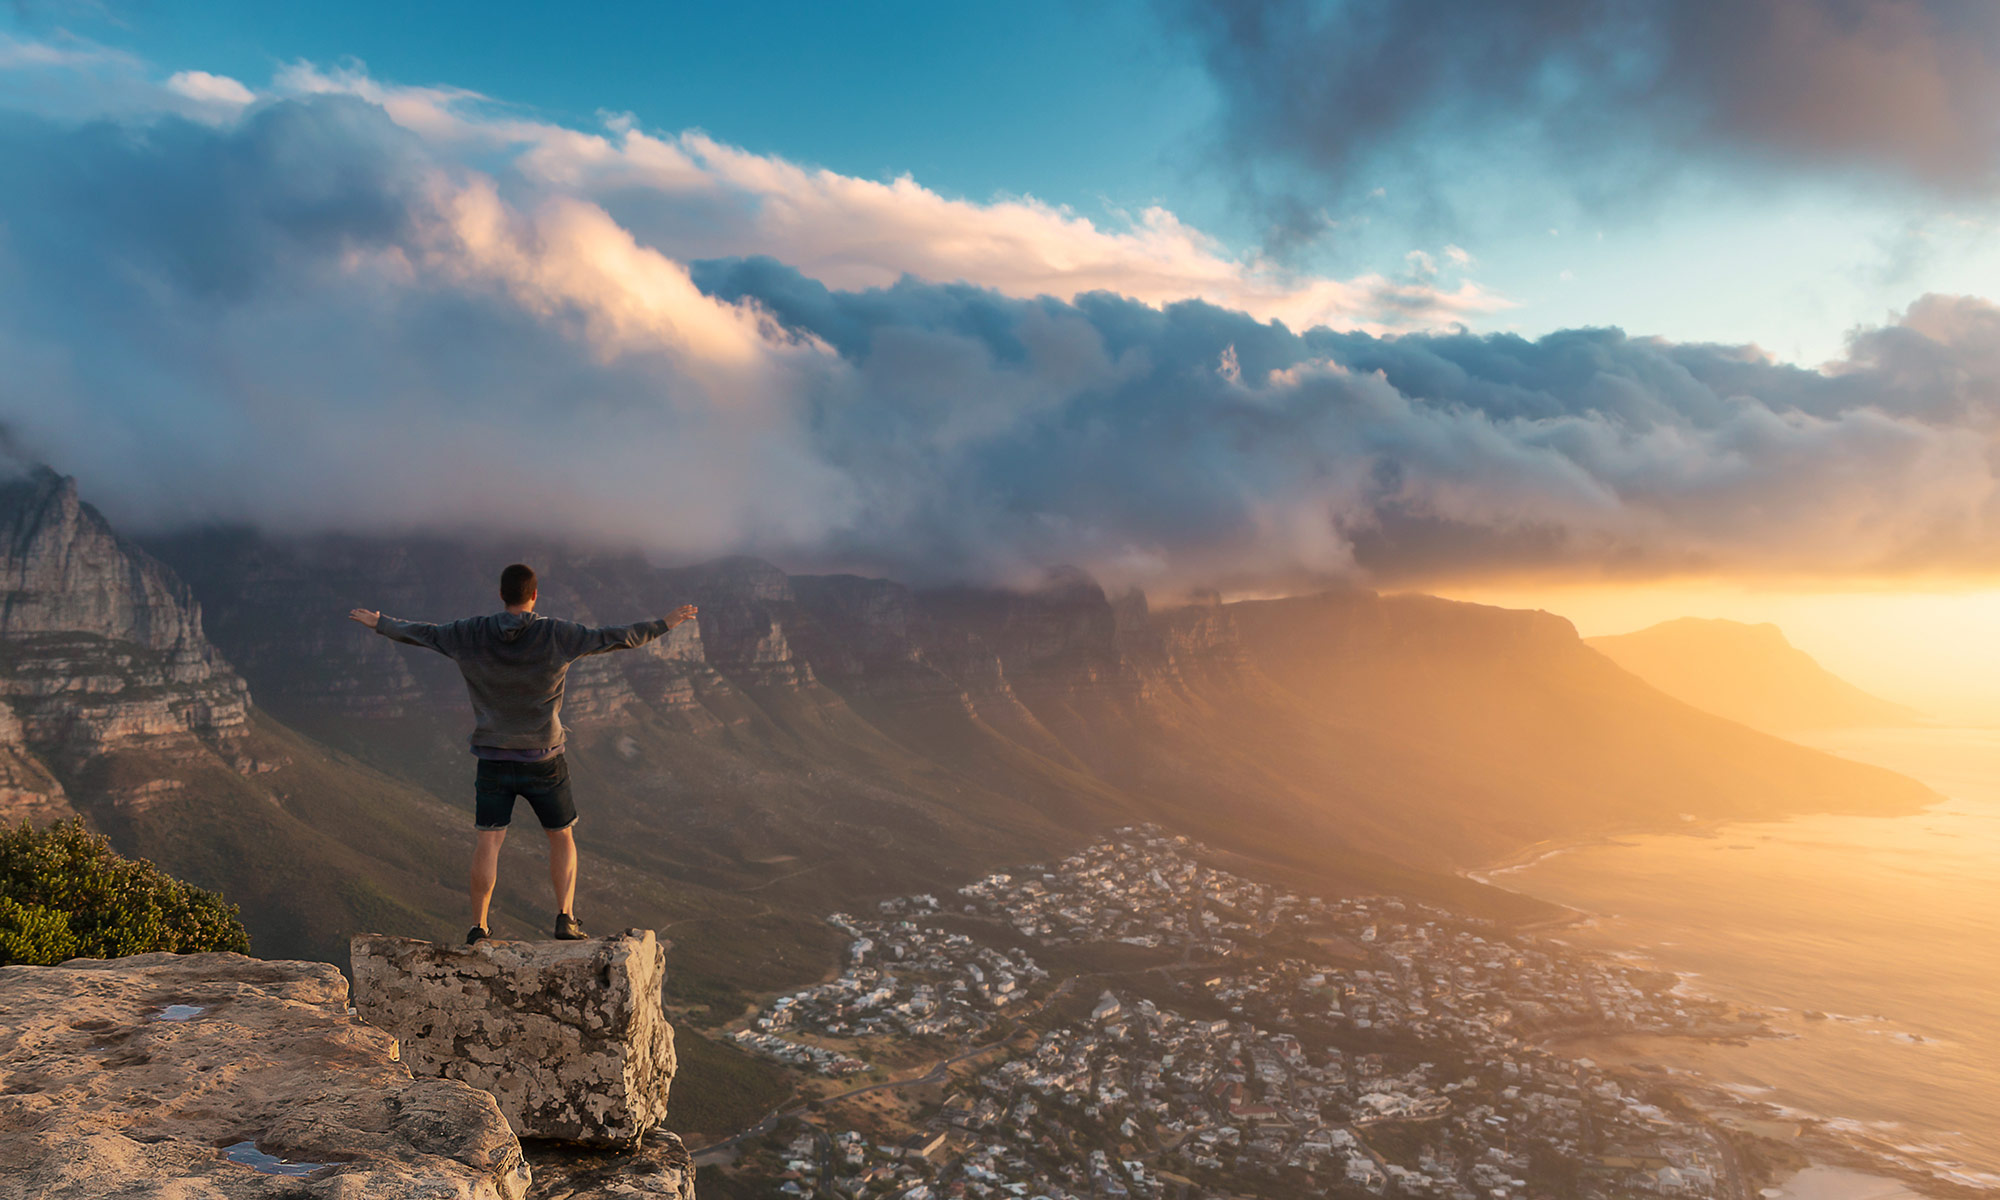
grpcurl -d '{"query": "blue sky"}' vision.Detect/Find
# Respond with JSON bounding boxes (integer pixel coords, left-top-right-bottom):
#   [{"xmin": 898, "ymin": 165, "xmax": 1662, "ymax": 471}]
[
  {"xmin": 9, "ymin": 1, "xmax": 1218, "ymax": 238},
  {"xmin": 13, "ymin": 0, "xmax": 1999, "ymax": 365}
]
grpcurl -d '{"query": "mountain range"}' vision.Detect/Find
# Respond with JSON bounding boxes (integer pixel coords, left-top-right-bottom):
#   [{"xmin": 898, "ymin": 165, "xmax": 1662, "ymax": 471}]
[
  {"xmin": 1588, "ymin": 617, "xmax": 1919, "ymax": 734},
  {"xmin": 0, "ymin": 467, "xmax": 1933, "ymax": 986}
]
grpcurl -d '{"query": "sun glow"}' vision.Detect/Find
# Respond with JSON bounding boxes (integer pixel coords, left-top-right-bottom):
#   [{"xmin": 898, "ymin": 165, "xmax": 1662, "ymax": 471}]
[{"xmin": 1434, "ymin": 578, "xmax": 2000, "ymax": 725}]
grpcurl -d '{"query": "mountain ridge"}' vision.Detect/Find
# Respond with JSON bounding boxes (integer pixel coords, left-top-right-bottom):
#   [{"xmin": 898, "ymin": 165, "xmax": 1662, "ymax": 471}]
[
  {"xmin": 1587, "ymin": 616, "xmax": 1919, "ymax": 734},
  {"xmin": 0, "ymin": 468, "xmax": 1936, "ymax": 977},
  {"xmin": 146, "ymin": 523, "xmax": 1935, "ymax": 875},
  {"xmin": 0, "ymin": 467, "xmax": 1940, "ymax": 1140}
]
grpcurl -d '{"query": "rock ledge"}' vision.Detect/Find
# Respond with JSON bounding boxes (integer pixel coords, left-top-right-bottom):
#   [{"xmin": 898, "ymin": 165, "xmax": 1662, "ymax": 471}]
[
  {"xmin": 0, "ymin": 952, "xmax": 529, "ymax": 1200},
  {"xmin": 351, "ymin": 930, "xmax": 677, "ymax": 1149}
]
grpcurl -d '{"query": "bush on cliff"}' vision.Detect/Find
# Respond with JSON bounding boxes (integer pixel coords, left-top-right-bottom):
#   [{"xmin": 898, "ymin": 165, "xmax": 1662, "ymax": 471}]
[{"xmin": 0, "ymin": 820, "xmax": 250, "ymax": 965}]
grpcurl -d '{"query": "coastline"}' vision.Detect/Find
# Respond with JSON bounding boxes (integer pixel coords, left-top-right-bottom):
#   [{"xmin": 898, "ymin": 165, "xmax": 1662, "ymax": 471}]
[
  {"xmin": 1465, "ymin": 815, "xmax": 1749, "ymax": 934},
  {"xmin": 1633, "ymin": 1065, "xmax": 1978, "ymax": 1200},
  {"xmin": 1465, "ymin": 724, "xmax": 1951, "ymax": 892},
  {"xmin": 1536, "ymin": 1024, "xmax": 1974, "ymax": 1198},
  {"xmin": 1482, "ymin": 806, "xmax": 1983, "ymax": 1200},
  {"xmin": 1468, "ymin": 812, "xmax": 1750, "ymax": 882}
]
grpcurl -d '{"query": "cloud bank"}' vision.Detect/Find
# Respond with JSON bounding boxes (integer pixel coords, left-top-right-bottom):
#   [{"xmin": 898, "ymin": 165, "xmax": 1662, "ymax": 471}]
[
  {"xmin": 1173, "ymin": 0, "xmax": 2000, "ymax": 237},
  {"xmin": 6, "ymin": 40, "xmax": 2000, "ymax": 591}
]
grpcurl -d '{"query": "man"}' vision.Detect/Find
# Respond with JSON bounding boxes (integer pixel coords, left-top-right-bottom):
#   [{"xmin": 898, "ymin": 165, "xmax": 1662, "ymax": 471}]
[{"xmin": 348, "ymin": 563, "xmax": 696, "ymax": 944}]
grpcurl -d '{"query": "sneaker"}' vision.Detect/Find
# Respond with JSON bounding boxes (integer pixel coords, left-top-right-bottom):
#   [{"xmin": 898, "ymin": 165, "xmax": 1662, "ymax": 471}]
[
  {"xmin": 553, "ymin": 913, "xmax": 587, "ymax": 940},
  {"xmin": 466, "ymin": 925, "xmax": 489, "ymax": 945}
]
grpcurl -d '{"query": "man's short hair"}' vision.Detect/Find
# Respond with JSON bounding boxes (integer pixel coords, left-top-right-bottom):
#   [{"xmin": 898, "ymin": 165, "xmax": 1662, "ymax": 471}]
[{"xmin": 500, "ymin": 563, "xmax": 538, "ymax": 607}]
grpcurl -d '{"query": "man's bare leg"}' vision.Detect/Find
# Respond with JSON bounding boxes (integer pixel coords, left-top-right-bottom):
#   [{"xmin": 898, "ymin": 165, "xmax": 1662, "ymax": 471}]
[
  {"xmin": 471, "ymin": 829, "xmax": 506, "ymax": 930},
  {"xmin": 547, "ymin": 826, "xmax": 577, "ymax": 917}
]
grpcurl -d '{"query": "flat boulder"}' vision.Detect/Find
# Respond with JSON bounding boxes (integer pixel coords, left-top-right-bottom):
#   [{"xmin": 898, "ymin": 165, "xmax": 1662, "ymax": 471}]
[
  {"xmin": 0, "ymin": 952, "xmax": 530, "ymax": 1200},
  {"xmin": 350, "ymin": 930, "xmax": 677, "ymax": 1148}
]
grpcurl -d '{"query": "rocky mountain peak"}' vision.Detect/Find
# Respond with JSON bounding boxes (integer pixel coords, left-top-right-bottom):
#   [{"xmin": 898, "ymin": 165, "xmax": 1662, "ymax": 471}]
[
  {"xmin": 0, "ymin": 467, "xmax": 250, "ymax": 817},
  {"xmin": 0, "ymin": 467, "xmax": 213, "ymax": 653}
]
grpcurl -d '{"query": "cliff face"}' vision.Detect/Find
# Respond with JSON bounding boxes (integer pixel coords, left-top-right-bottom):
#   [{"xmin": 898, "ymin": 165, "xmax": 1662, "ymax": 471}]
[
  {"xmin": 142, "ymin": 527, "xmax": 1934, "ymax": 887},
  {"xmin": 0, "ymin": 946, "xmax": 698, "ymax": 1200},
  {"xmin": 0, "ymin": 476, "xmax": 563, "ymax": 965},
  {"xmin": 0, "ymin": 471, "xmax": 251, "ymax": 819},
  {"xmin": 0, "ymin": 470, "xmax": 1924, "ymax": 973},
  {"xmin": 0, "ymin": 469, "xmax": 211, "ymax": 649}
]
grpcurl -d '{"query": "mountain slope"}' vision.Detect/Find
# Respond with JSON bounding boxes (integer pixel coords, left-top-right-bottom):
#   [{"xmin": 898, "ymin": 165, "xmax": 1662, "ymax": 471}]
[
  {"xmin": 146, "ymin": 528, "xmax": 1934, "ymax": 882},
  {"xmin": 4, "ymin": 466, "xmax": 1941, "ymax": 1147},
  {"xmin": 0, "ymin": 470, "xmax": 471, "ymax": 961},
  {"xmin": 0, "ymin": 474, "xmax": 1152, "ymax": 979},
  {"xmin": 1587, "ymin": 617, "xmax": 1918, "ymax": 733},
  {"xmin": 6, "ymin": 466, "xmax": 1932, "ymax": 979},
  {"xmin": 1213, "ymin": 594, "xmax": 1929, "ymax": 864}
]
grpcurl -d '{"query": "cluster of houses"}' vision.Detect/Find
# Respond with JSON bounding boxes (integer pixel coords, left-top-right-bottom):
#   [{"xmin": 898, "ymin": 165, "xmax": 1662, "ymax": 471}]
[
  {"xmin": 732, "ymin": 1026, "xmax": 871, "ymax": 1077},
  {"xmin": 733, "ymin": 899, "xmax": 1050, "ymax": 1075},
  {"xmin": 746, "ymin": 827, "xmax": 1754, "ymax": 1198}
]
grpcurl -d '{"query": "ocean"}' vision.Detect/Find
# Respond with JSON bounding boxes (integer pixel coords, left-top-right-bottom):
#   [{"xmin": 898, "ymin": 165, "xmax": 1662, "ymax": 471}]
[{"xmin": 1485, "ymin": 725, "xmax": 2000, "ymax": 1196}]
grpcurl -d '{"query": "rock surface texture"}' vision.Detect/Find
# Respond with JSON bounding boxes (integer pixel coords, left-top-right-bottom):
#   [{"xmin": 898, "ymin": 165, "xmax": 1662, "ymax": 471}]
[
  {"xmin": 0, "ymin": 952, "xmax": 530, "ymax": 1200},
  {"xmin": 525, "ymin": 1134, "xmax": 697, "ymax": 1200},
  {"xmin": 351, "ymin": 931, "xmax": 678, "ymax": 1148}
]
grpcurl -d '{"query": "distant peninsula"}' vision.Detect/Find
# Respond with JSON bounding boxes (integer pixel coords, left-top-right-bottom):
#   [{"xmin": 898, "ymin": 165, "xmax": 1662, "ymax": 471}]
[{"xmin": 1588, "ymin": 617, "xmax": 1918, "ymax": 735}]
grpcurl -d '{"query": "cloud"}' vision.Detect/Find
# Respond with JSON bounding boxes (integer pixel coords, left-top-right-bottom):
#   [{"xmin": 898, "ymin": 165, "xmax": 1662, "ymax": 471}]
[
  {"xmin": 0, "ymin": 38, "xmax": 1505, "ymax": 333},
  {"xmin": 164, "ymin": 69, "xmax": 254, "ymax": 108},
  {"xmin": 0, "ymin": 95, "xmax": 855, "ymax": 553},
  {"xmin": 1169, "ymin": 0, "xmax": 2000, "ymax": 235},
  {"xmin": 4, "ymin": 39, "xmax": 2000, "ymax": 593},
  {"xmin": 693, "ymin": 260, "xmax": 2000, "ymax": 586},
  {"xmin": 262, "ymin": 59, "xmax": 1503, "ymax": 336}
]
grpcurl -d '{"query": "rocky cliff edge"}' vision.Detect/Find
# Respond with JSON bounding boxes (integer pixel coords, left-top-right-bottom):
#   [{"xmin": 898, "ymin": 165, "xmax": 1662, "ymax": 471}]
[{"xmin": 0, "ymin": 952, "xmax": 530, "ymax": 1199}]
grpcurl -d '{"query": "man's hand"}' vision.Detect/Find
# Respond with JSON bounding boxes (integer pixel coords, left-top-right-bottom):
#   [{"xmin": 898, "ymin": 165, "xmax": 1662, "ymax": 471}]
[
  {"xmin": 348, "ymin": 608, "xmax": 381, "ymax": 630},
  {"xmin": 666, "ymin": 604, "xmax": 698, "ymax": 627}
]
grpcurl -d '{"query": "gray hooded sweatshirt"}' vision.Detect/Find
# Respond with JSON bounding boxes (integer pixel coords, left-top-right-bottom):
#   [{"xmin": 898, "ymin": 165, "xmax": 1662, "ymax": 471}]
[{"xmin": 373, "ymin": 611, "xmax": 673, "ymax": 751}]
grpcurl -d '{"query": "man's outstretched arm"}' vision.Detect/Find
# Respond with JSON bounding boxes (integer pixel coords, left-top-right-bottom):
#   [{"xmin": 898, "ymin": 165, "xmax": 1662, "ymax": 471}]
[
  {"xmin": 556, "ymin": 605, "xmax": 698, "ymax": 659},
  {"xmin": 348, "ymin": 608, "xmax": 457, "ymax": 657}
]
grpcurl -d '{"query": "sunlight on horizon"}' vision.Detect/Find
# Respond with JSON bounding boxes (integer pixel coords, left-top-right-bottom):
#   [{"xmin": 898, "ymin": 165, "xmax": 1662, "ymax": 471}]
[{"xmin": 1434, "ymin": 580, "xmax": 2000, "ymax": 726}]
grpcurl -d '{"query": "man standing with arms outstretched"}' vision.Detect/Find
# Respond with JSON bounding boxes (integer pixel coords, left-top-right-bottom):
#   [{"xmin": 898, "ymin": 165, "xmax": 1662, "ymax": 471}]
[{"xmin": 349, "ymin": 563, "xmax": 696, "ymax": 944}]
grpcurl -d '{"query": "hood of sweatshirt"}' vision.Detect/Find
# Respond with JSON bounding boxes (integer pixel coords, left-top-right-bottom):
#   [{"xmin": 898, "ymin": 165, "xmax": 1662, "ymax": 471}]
[{"xmin": 493, "ymin": 611, "xmax": 539, "ymax": 642}]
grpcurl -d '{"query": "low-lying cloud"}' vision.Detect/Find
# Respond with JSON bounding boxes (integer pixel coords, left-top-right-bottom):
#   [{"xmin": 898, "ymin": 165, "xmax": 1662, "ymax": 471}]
[{"xmin": 6, "ymin": 41, "xmax": 2000, "ymax": 592}]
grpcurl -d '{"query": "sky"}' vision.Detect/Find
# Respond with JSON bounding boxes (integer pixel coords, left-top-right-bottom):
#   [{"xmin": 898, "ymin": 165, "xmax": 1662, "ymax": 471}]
[{"xmin": 12, "ymin": 1, "xmax": 2000, "ymax": 715}]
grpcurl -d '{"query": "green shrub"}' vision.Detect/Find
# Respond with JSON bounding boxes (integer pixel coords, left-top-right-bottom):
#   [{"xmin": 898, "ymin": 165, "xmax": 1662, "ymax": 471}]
[
  {"xmin": 0, "ymin": 897, "xmax": 79, "ymax": 964},
  {"xmin": 0, "ymin": 819, "xmax": 250, "ymax": 965}
]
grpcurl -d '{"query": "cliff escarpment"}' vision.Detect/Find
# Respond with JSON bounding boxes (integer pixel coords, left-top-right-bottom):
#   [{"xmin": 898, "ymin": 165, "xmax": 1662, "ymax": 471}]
[
  {"xmin": 0, "ymin": 470, "xmax": 250, "ymax": 822},
  {"xmin": 146, "ymin": 526, "xmax": 1932, "ymax": 890},
  {"xmin": 0, "ymin": 475, "xmax": 549, "ymax": 964},
  {"xmin": 0, "ymin": 465, "xmax": 1937, "ymax": 1154},
  {"xmin": 0, "ymin": 466, "xmax": 1929, "ymax": 991},
  {"xmin": 0, "ymin": 941, "xmax": 697, "ymax": 1200}
]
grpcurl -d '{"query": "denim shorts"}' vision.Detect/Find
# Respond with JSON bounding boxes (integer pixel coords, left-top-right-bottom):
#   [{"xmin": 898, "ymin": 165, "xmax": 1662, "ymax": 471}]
[{"xmin": 474, "ymin": 755, "xmax": 577, "ymax": 831}]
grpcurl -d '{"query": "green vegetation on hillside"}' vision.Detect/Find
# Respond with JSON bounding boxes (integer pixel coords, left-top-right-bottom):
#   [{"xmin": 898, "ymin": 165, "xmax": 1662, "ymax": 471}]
[{"xmin": 0, "ymin": 819, "xmax": 250, "ymax": 965}]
